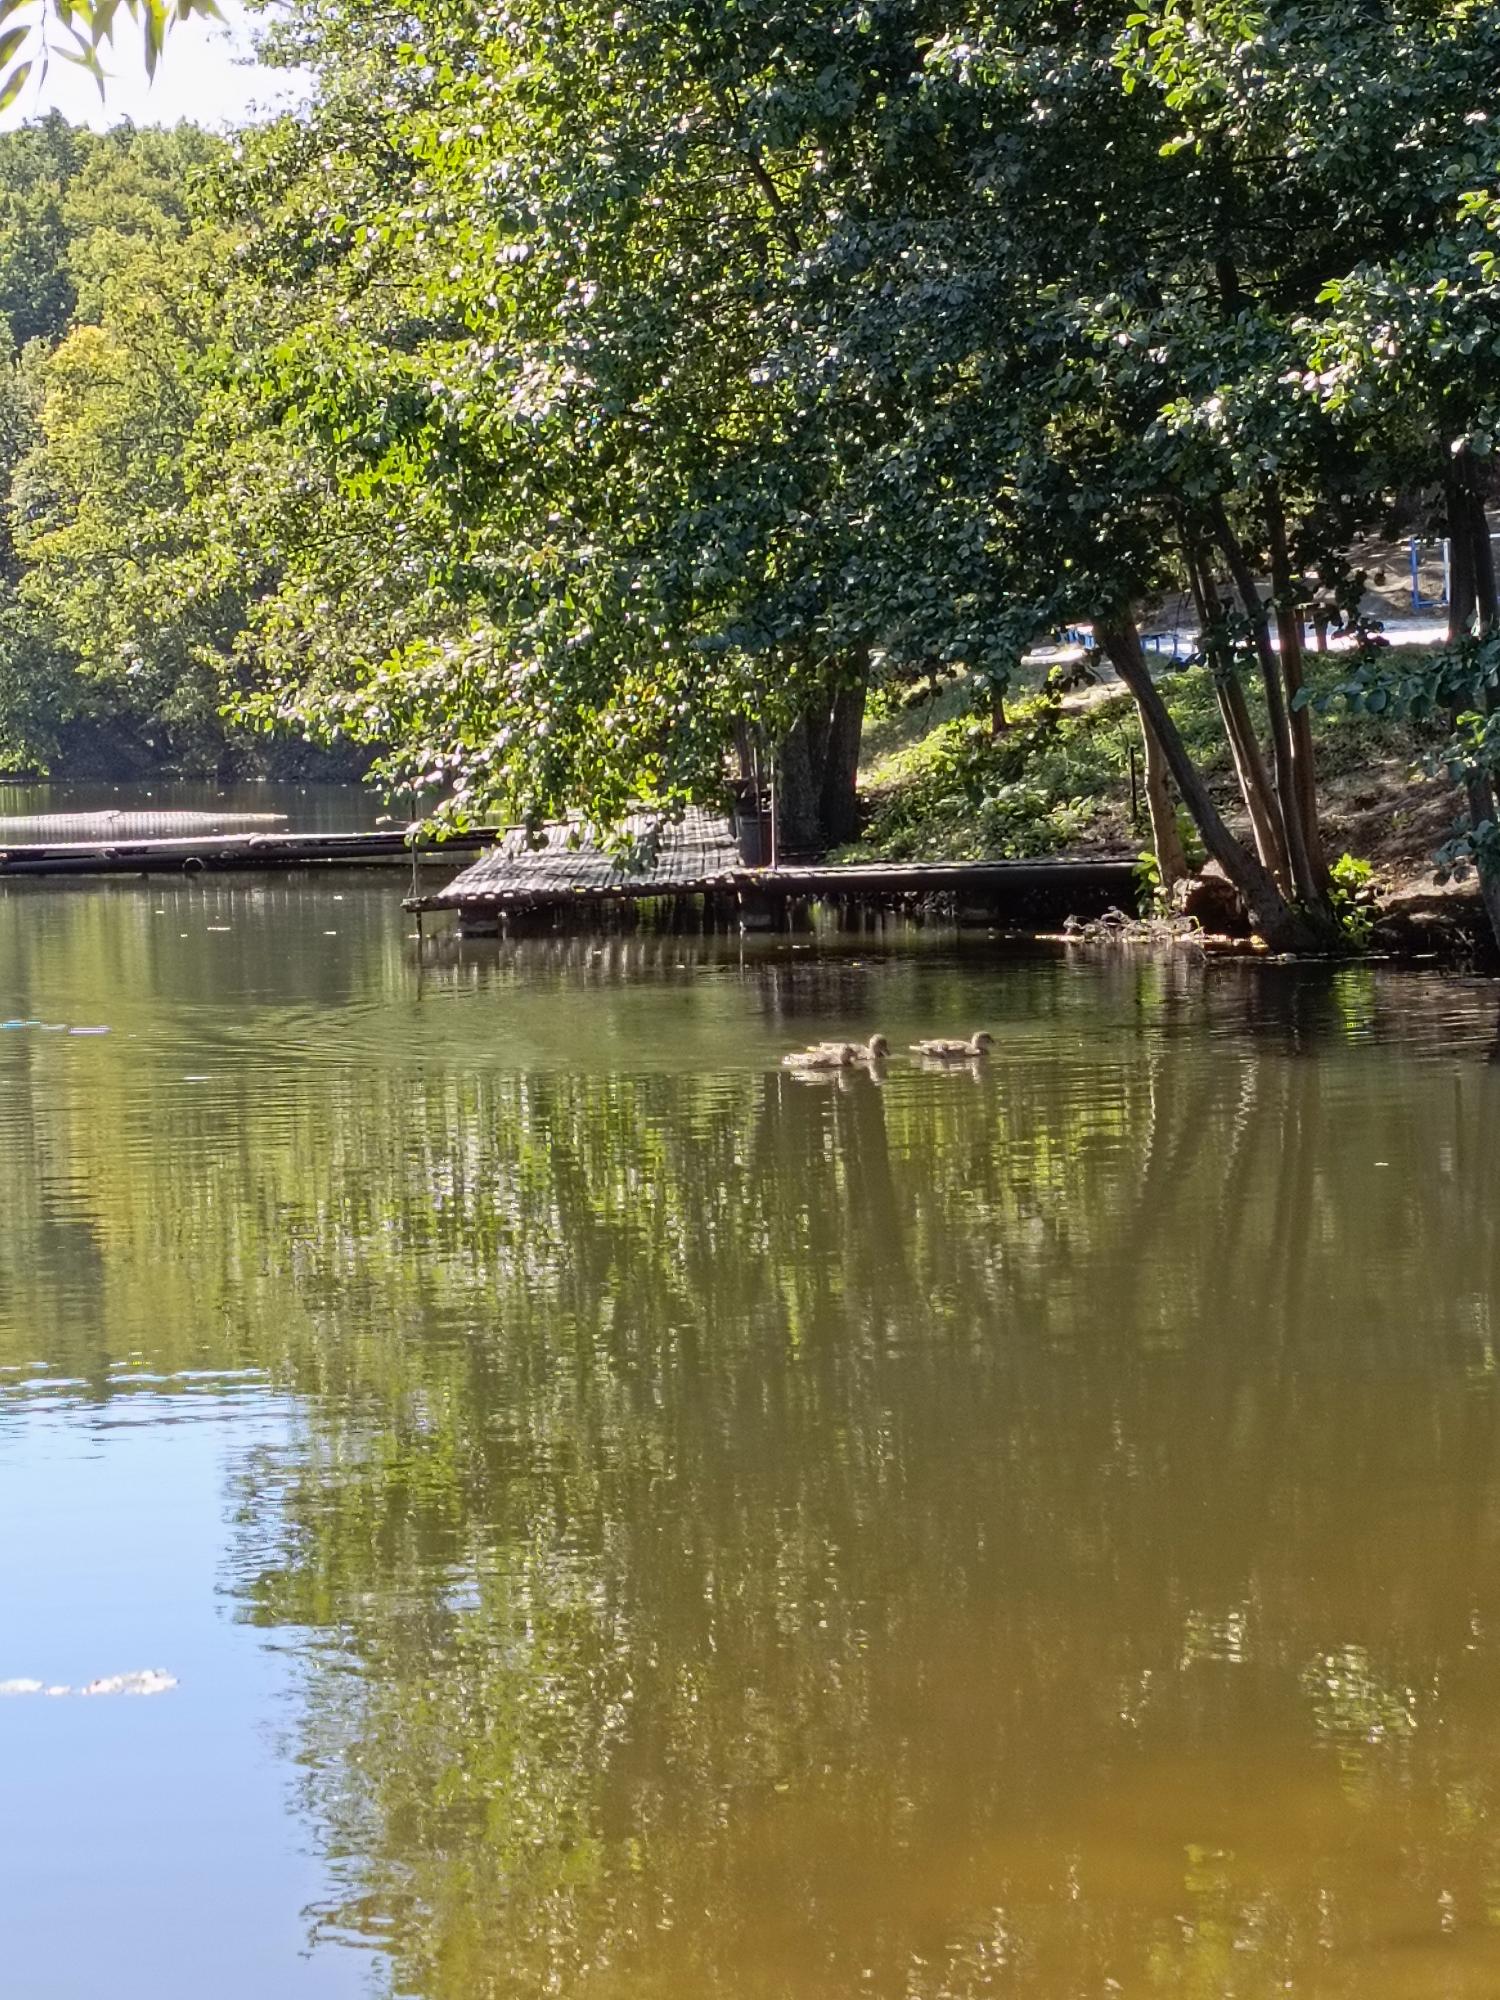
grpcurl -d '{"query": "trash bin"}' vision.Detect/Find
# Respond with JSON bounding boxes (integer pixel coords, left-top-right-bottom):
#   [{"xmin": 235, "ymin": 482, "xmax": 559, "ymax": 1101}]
[{"xmin": 731, "ymin": 796, "xmax": 771, "ymax": 866}]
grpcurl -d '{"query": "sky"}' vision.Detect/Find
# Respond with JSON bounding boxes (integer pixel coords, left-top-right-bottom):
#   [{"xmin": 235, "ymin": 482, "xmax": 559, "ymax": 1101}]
[{"xmin": 1, "ymin": 1, "xmax": 309, "ymax": 132}]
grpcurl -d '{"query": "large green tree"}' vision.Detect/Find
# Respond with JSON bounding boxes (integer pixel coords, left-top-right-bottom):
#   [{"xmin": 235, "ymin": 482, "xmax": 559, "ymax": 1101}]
[
  {"xmin": 0, "ymin": 123, "xmax": 247, "ymax": 771},
  {"xmin": 209, "ymin": 0, "xmax": 1040, "ymax": 846},
  {"xmin": 208, "ymin": 0, "xmax": 1494, "ymax": 939},
  {"xmin": 13, "ymin": 125, "xmax": 235, "ymax": 757}
]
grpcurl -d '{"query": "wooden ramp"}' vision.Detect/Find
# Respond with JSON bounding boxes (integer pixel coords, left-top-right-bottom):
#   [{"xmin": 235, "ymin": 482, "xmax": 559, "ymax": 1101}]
[
  {"xmin": 411, "ymin": 810, "xmax": 1137, "ymax": 934},
  {"xmin": 419, "ymin": 807, "xmax": 743, "ymax": 903}
]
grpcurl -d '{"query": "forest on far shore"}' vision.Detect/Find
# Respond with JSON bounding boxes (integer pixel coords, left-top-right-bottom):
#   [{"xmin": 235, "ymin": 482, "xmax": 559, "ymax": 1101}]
[{"xmin": 0, "ymin": 115, "xmax": 358, "ymax": 780}]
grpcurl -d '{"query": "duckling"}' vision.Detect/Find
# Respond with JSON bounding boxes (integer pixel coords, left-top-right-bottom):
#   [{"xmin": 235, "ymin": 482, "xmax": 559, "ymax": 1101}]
[
  {"xmin": 782, "ymin": 1041, "xmax": 858, "ymax": 1071},
  {"xmin": 909, "ymin": 1031, "xmax": 995, "ymax": 1060},
  {"xmin": 811, "ymin": 1033, "xmax": 890, "ymax": 1064}
]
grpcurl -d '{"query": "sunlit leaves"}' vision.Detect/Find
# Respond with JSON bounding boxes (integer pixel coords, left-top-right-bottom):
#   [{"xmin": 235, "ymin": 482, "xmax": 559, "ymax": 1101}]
[{"xmin": 0, "ymin": 0, "xmax": 219, "ymax": 106}]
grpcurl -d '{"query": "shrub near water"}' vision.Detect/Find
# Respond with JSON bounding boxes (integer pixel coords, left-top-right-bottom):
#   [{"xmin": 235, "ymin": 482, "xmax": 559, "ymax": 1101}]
[
  {"xmin": 850, "ymin": 670, "xmax": 1234, "ymax": 863},
  {"xmin": 849, "ymin": 654, "xmax": 1443, "ymax": 886},
  {"xmin": 850, "ymin": 689, "xmax": 1133, "ymax": 862},
  {"xmin": 1329, "ymin": 853, "xmax": 1379, "ymax": 950}
]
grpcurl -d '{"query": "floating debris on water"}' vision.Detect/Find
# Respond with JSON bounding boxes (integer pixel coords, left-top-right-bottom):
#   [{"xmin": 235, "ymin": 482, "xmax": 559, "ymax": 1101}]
[{"xmin": 1, "ymin": 1020, "xmax": 108, "ymax": 1035}]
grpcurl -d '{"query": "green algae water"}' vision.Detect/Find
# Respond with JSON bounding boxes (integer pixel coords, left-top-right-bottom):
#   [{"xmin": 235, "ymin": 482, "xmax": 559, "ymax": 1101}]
[{"xmin": 4, "ymin": 871, "xmax": 1500, "ymax": 1999}]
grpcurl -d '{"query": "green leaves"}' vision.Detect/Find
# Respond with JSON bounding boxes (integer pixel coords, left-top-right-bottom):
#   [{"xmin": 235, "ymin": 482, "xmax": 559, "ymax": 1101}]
[
  {"xmin": 0, "ymin": 0, "xmax": 219, "ymax": 107},
  {"xmin": 0, "ymin": 59, "xmax": 30, "ymax": 112}
]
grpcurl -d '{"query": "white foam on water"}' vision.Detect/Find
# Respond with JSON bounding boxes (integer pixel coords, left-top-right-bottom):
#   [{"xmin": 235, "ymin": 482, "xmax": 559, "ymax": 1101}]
[
  {"xmin": 81, "ymin": 1670, "xmax": 177, "ymax": 1697},
  {"xmin": 0, "ymin": 1670, "xmax": 177, "ymax": 1698}
]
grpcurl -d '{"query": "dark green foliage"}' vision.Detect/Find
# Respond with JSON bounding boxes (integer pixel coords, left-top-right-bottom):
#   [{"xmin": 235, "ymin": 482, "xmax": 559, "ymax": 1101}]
[{"xmin": 0, "ymin": 113, "xmax": 82, "ymax": 348}]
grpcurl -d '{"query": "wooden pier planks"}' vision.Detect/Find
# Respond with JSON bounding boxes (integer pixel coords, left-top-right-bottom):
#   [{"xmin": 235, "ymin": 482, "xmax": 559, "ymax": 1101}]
[
  {"xmin": 412, "ymin": 811, "xmax": 1138, "ymax": 930},
  {"xmin": 418, "ymin": 807, "xmax": 744, "ymax": 906},
  {"xmin": 416, "ymin": 852, "xmax": 1139, "ymax": 912}
]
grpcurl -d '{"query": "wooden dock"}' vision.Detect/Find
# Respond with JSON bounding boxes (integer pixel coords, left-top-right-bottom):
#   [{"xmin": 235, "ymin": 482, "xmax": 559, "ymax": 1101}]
[
  {"xmin": 0, "ymin": 802, "xmax": 1137, "ymax": 927},
  {"xmin": 411, "ymin": 812, "xmax": 1138, "ymax": 935},
  {"xmin": 0, "ymin": 825, "xmax": 494, "ymax": 878},
  {"xmin": 0, "ymin": 809, "xmax": 288, "ymax": 843}
]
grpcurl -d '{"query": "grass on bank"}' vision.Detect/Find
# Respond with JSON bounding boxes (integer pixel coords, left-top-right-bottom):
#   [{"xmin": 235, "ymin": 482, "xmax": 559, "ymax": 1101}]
[{"xmin": 845, "ymin": 646, "xmax": 1461, "ymax": 887}]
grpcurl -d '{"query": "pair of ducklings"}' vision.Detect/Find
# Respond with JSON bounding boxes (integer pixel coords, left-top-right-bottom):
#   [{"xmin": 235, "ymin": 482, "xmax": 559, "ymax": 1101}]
[{"xmin": 782, "ymin": 1031, "xmax": 995, "ymax": 1071}]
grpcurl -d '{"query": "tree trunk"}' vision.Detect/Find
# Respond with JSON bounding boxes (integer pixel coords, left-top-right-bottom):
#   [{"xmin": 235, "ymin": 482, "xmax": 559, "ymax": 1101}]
[
  {"xmin": 1095, "ymin": 610, "xmax": 1333, "ymax": 952},
  {"xmin": 1208, "ymin": 499, "xmax": 1327, "ymax": 912},
  {"xmin": 776, "ymin": 656, "xmax": 870, "ymax": 854},
  {"xmin": 1465, "ymin": 769, "xmax": 1500, "ymax": 944},
  {"xmin": 1465, "ymin": 447, "xmax": 1498, "ymax": 634},
  {"xmin": 819, "ymin": 674, "xmax": 867, "ymax": 846},
  {"xmin": 775, "ymin": 716, "xmax": 824, "ymax": 854},
  {"xmin": 1184, "ymin": 533, "xmax": 1291, "ymax": 888},
  {"xmin": 1137, "ymin": 698, "xmax": 1188, "ymax": 893},
  {"xmin": 802, "ymin": 699, "xmax": 833, "ymax": 802},
  {"xmin": 1445, "ymin": 443, "xmax": 1500, "ymax": 948},
  {"xmin": 1218, "ymin": 669, "xmax": 1293, "ymax": 889},
  {"xmin": 1446, "ymin": 450, "xmax": 1478, "ymax": 642},
  {"xmin": 1262, "ymin": 477, "xmax": 1329, "ymax": 891}
]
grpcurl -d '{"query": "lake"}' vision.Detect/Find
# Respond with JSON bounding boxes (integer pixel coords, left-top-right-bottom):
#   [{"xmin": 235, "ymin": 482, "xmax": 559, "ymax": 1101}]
[{"xmin": 3, "ymin": 864, "xmax": 1500, "ymax": 1999}]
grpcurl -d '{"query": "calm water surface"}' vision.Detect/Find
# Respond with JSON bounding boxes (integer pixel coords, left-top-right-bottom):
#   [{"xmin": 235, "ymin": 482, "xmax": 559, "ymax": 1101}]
[
  {"xmin": 0, "ymin": 778, "xmax": 389, "ymax": 830},
  {"xmin": 4, "ymin": 869, "xmax": 1500, "ymax": 1999}
]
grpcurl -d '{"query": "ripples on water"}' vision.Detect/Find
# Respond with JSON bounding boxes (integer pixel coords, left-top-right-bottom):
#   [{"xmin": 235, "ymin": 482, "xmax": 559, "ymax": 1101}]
[{"xmin": 4, "ymin": 872, "xmax": 1500, "ymax": 1998}]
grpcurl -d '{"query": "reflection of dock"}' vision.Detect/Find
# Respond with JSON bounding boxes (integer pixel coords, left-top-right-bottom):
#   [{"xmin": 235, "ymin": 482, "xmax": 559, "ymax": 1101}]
[{"xmin": 410, "ymin": 809, "xmax": 1136, "ymax": 936}]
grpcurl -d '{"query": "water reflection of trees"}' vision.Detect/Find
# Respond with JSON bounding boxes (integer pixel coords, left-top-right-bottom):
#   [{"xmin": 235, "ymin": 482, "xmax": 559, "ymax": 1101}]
[
  {"xmin": 7, "ymin": 945, "xmax": 1500, "ymax": 1993},
  {"xmin": 237, "ymin": 1050, "xmax": 1500, "ymax": 1997}
]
